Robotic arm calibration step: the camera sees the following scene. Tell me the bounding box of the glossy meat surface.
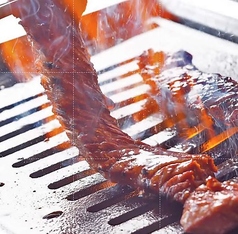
[181,177,238,234]
[139,50,238,122]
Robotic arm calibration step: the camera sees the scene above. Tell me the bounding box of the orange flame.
[81,0,176,52]
[62,0,87,22]
[201,127,238,153]
[1,36,38,82]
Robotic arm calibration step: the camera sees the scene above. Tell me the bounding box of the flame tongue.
[1,36,38,82]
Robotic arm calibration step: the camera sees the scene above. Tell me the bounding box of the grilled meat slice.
[109,153,216,202]
[181,177,238,234]
[138,49,238,158]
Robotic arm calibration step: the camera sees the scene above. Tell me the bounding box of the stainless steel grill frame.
[0,13,238,234]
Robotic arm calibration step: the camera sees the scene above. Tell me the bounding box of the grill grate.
[1,16,238,234]
[0,77,184,234]
[0,57,237,234]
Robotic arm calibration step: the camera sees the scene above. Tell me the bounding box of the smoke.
[80,0,161,54]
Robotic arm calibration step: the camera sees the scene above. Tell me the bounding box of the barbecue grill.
[0,1,238,233]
